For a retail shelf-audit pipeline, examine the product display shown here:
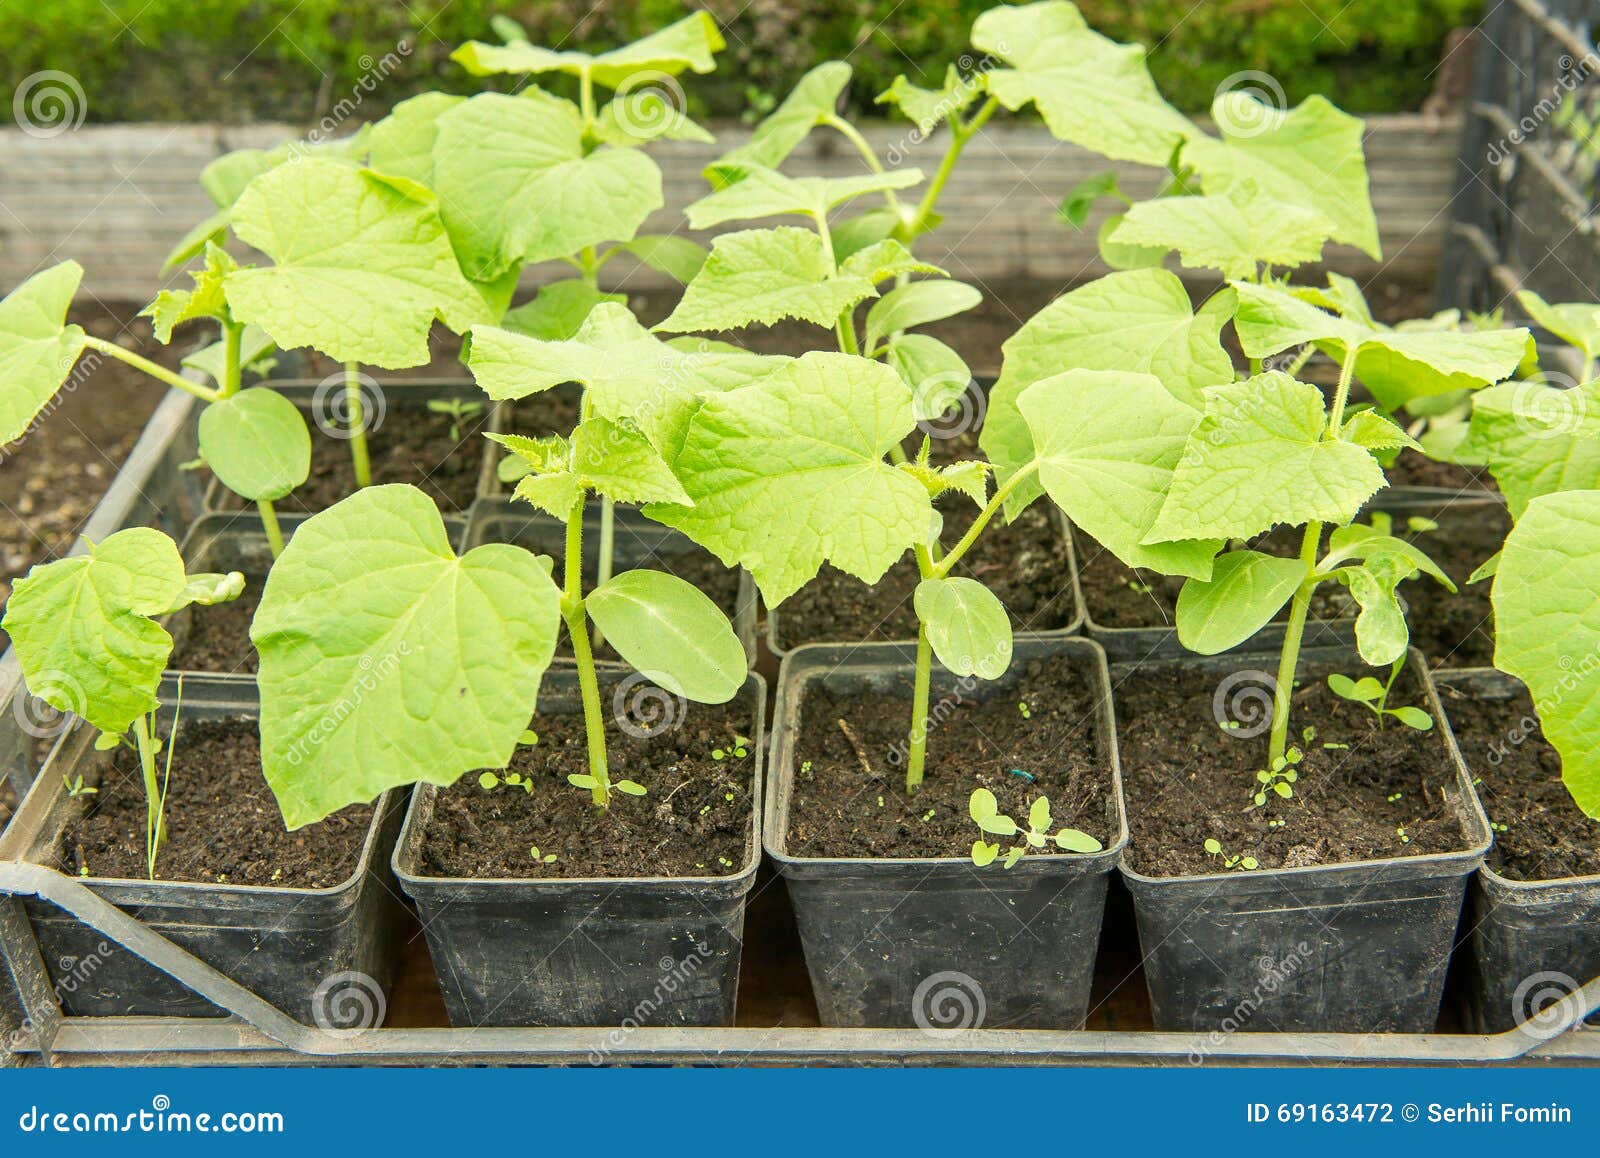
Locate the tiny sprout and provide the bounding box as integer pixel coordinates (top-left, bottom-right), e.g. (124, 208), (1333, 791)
(712, 748), (726, 761)
(717, 856), (733, 868)
(1491, 821), (1509, 834)
(528, 845), (558, 864)
(1302, 725), (1317, 744)
(800, 760), (813, 774)
(1387, 791), (1403, 803)
(1328, 657), (1433, 732)
(698, 804), (711, 816)
(1204, 838), (1259, 871)
(1323, 741), (1349, 751)
(1396, 826), (1411, 845)
(1017, 701), (1032, 719)
(426, 397), (485, 441)
(61, 771), (98, 798)
(1252, 746), (1299, 806)
(876, 794), (885, 807)
(724, 791), (734, 802)
(480, 770), (533, 795)
(921, 809), (936, 821)
(968, 788), (1102, 869)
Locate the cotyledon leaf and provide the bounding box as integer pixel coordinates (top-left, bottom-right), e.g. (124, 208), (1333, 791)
(251, 485), (563, 828)
(585, 569), (745, 703)
(0, 261), (88, 445)
(198, 387), (312, 503)
(914, 577), (1013, 679)
(1176, 550), (1309, 655)
(452, 11), (723, 88)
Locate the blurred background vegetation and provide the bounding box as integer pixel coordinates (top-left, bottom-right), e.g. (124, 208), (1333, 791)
(2, 0), (1483, 125)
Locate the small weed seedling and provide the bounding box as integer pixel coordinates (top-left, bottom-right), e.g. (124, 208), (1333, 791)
(427, 397), (485, 442)
(1203, 838), (1259, 871)
(1328, 658), (1434, 732)
(968, 788), (1102, 868)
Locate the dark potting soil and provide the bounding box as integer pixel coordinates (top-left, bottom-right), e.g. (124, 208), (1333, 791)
(56, 717), (371, 887)
(1117, 661), (1471, 877)
(775, 502), (1077, 648)
(1073, 527), (1353, 630)
(418, 684), (758, 880)
(786, 652), (1110, 860)
(168, 586), (263, 674)
(1399, 503), (1510, 669)
(1387, 449), (1496, 492)
(505, 392), (582, 440)
(1439, 680), (1600, 881)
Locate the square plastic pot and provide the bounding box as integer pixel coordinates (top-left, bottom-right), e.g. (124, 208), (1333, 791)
(464, 498), (758, 668)
(391, 670), (766, 1028)
(0, 676), (404, 1024)
(766, 636), (1127, 1029)
(1434, 667), (1600, 1033)
(1116, 645), (1492, 1034)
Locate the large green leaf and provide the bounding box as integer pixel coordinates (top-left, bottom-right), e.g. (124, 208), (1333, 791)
(501, 280), (626, 341)
(431, 92), (662, 281)
(886, 333), (972, 422)
(198, 388), (312, 503)
(981, 270), (1234, 516)
(223, 160), (491, 367)
(585, 569), (745, 702)
(1467, 379), (1600, 517)
(1148, 371), (1387, 544)
(368, 92), (464, 187)
(252, 485), (562, 828)
(1109, 183), (1335, 278)
(1176, 550), (1308, 654)
(1186, 93), (1380, 259)
(644, 352), (929, 605)
(1517, 289), (1600, 364)
(1019, 369), (1220, 579)
(1232, 280), (1530, 409)
(571, 417), (690, 505)
(1492, 489), (1600, 817)
(453, 12), (723, 87)
(2, 529), (240, 735)
(864, 280), (981, 354)
(914, 577), (1013, 679)
(686, 164), (923, 229)
(971, 0), (1195, 166)
(715, 62), (851, 174)
(0, 261), (87, 444)
(655, 227), (878, 333)
(611, 235), (708, 284)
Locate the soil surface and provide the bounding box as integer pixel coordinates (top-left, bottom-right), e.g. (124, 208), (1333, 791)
(0, 309), (171, 649)
(786, 652), (1110, 859)
(55, 717), (371, 887)
(1117, 660), (1472, 876)
(1400, 502), (1511, 669)
(169, 587), (263, 674)
(419, 683), (758, 879)
(1439, 679), (1600, 881)
(1388, 450), (1497, 492)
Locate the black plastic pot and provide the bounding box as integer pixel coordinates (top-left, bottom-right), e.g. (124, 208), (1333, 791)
(1434, 668), (1600, 1033)
(0, 676), (404, 1024)
(767, 636), (1127, 1029)
(392, 670), (766, 1028)
(464, 498), (758, 668)
(1117, 645), (1492, 1034)
(767, 508), (1085, 658)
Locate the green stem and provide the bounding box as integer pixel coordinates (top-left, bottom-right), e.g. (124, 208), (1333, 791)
(578, 245), (601, 288)
(258, 499), (285, 558)
(1268, 520), (1323, 766)
(132, 715), (163, 880)
(835, 313), (859, 355)
(219, 320), (243, 398)
(345, 363), (371, 489)
(905, 623), (934, 794)
(901, 95), (998, 241)
(933, 461), (1039, 578)
(81, 337), (219, 403)
(563, 498), (611, 808)
(579, 69), (596, 132)
(1326, 343), (1360, 434)
(592, 496), (615, 650)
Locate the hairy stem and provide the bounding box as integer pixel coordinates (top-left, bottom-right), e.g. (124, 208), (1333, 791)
(564, 497), (611, 808)
(578, 245), (601, 288)
(81, 337), (219, 403)
(593, 496), (615, 650)
(258, 499), (285, 558)
(904, 623), (935, 794)
(1268, 520), (1323, 766)
(345, 363), (371, 489)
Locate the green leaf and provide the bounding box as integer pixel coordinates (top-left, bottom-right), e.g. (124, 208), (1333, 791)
(656, 227), (878, 333)
(1186, 93), (1380, 259)
(1321, 525), (1454, 591)
(224, 160), (492, 368)
(886, 334), (972, 422)
(1148, 371), (1386, 544)
(969, 786), (999, 821)
(1391, 706), (1434, 731)
(972, 0), (1195, 165)
(585, 569), (745, 703)
(1491, 490), (1600, 816)
(593, 92), (713, 148)
(0, 261), (87, 444)
(2, 528), (190, 735)
(982, 270), (1234, 517)
(485, 431), (570, 475)
(1176, 550), (1309, 654)
(1328, 673), (1380, 702)
(368, 92), (464, 187)
(1232, 281), (1530, 410)
(913, 577), (1013, 679)
(971, 839), (1000, 867)
(864, 280), (981, 354)
(251, 485), (563, 828)
(876, 65), (979, 134)
(158, 571), (247, 617)
(1109, 182), (1335, 278)
(1466, 379), (1600, 517)
(1341, 410), (1421, 453)
(614, 779), (649, 797)
(1517, 290), (1600, 362)
(571, 417), (689, 506)
(686, 164), (923, 230)
(143, 245), (237, 343)
(1003, 846), (1026, 868)
(1019, 369), (1221, 579)
(453, 12), (723, 87)
(513, 472), (584, 521)
(1028, 796), (1052, 832)
(501, 281), (627, 341)
(1468, 551), (1501, 585)
(838, 238), (944, 284)
(198, 387), (312, 503)
(832, 213), (902, 265)
(1096, 212), (1168, 270)
(160, 208), (231, 274)
(1055, 828), (1103, 853)
(715, 61), (851, 173)
(1058, 170), (1122, 229)
(431, 92), (662, 281)
(644, 352), (929, 605)
(978, 813), (1020, 838)
(612, 235), (708, 284)
(1340, 563), (1410, 666)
